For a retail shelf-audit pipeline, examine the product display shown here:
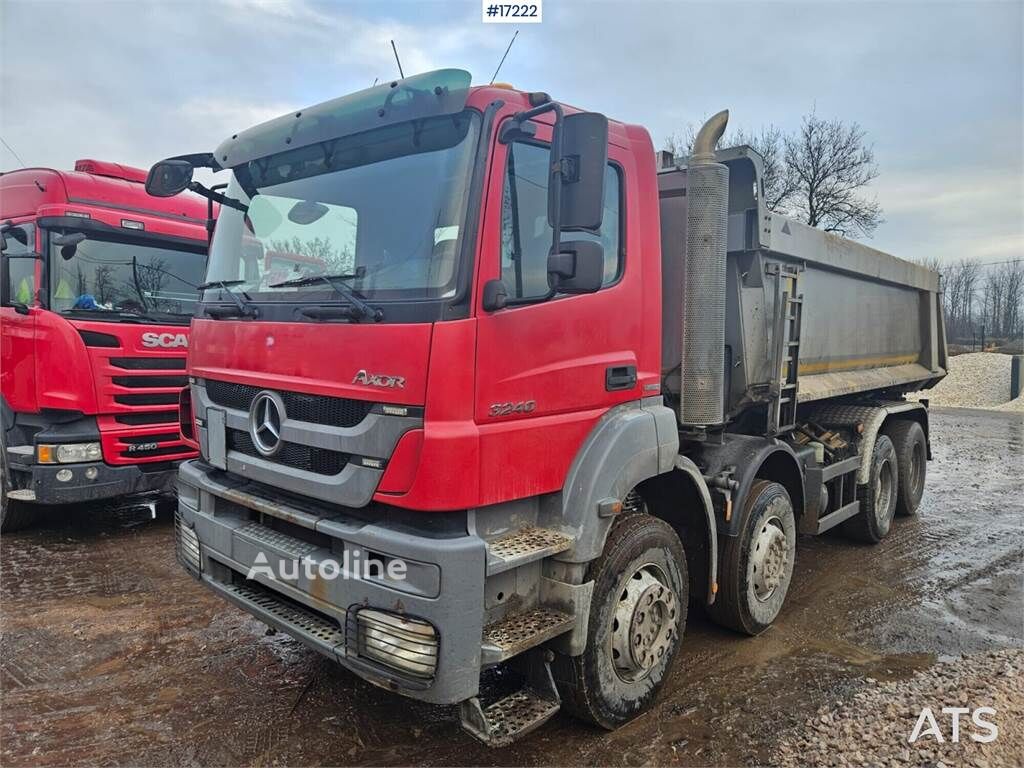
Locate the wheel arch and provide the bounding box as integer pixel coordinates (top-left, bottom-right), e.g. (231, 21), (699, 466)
(636, 456), (719, 605)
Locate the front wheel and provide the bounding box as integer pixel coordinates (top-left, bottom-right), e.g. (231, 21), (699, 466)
(553, 513), (688, 730)
(709, 480), (797, 636)
(0, 443), (34, 533)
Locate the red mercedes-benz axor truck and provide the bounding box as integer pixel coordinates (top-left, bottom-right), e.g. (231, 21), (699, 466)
(150, 70), (946, 745)
(1, 159), (210, 531)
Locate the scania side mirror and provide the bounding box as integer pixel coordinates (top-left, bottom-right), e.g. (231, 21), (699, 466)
(548, 240), (604, 294)
(551, 112), (609, 232)
(0, 220), (28, 253)
(52, 232), (86, 261)
(482, 279), (508, 311)
(146, 159), (195, 198)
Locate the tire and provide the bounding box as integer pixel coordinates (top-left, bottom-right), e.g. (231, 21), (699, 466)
(0, 442), (34, 533)
(843, 433), (898, 543)
(553, 513), (688, 730)
(884, 420), (927, 517)
(709, 480), (796, 636)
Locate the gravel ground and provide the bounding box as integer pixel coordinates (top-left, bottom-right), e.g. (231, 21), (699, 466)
(774, 649), (1024, 767)
(914, 353), (1015, 409)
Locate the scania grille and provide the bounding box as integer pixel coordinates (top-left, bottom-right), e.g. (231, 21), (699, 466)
(226, 428), (349, 476)
(110, 357), (186, 370)
(205, 379), (374, 428)
(114, 410), (178, 426)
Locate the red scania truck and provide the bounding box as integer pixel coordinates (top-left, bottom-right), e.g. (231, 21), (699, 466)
(150, 70), (946, 745)
(0, 159), (210, 531)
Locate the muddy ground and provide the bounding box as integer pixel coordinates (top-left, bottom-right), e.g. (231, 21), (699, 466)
(1, 407), (1021, 767)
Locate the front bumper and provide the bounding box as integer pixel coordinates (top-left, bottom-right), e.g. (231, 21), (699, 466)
(6, 455), (177, 505)
(176, 459), (487, 705)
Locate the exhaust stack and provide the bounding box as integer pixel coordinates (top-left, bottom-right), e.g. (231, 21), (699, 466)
(680, 110), (730, 428)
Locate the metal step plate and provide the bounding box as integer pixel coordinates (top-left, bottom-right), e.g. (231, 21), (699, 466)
(6, 489), (36, 501)
(482, 607), (574, 663)
(224, 581), (345, 647)
(486, 527), (573, 575)
(461, 689), (560, 747)
(234, 521), (320, 560)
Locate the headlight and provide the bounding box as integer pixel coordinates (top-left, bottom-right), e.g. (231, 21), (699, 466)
(37, 442), (102, 464)
(356, 609), (437, 679)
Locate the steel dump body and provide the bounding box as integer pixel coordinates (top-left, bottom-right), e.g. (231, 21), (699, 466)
(658, 147), (946, 423)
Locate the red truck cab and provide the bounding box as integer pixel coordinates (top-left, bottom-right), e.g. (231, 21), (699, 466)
(1, 159), (210, 530)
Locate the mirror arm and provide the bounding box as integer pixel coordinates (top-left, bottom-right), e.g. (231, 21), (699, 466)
(187, 181), (248, 214)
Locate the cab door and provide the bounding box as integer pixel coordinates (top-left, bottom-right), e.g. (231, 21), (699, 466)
(0, 222), (39, 413)
(473, 117), (644, 505)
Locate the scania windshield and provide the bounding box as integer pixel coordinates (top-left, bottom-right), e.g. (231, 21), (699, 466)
(48, 231), (207, 324)
(204, 109), (479, 311)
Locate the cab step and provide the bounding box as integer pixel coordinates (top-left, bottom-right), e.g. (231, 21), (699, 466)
(485, 526), (573, 575)
(460, 650), (560, 747)
(481, 607), (574, 665)
(6, 489), (36, 502)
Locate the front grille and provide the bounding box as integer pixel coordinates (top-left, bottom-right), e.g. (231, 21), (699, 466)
(115, 392), (180, 406)
(122, 444), (191, 459)
(113, 375), (188, 389)
(227, 428), (349, 476)
(206, 380), (374, 428)
(110, 357), (186, 370)
(115, 410), (178, 426)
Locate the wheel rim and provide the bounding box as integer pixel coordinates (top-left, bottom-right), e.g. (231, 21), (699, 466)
(750, 514), (789, 602)
(610, 563), (677, 683)
(875, 459), (894, 524)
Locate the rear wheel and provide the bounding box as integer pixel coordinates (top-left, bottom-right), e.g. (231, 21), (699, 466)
(843, 434), (898, 543)
(554, 513), (688, 730)
(709, 480), (796, 636)
(884, 420), (927, 517)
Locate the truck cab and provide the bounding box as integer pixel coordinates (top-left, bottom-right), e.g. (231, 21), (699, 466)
(0, 159), (210, 530)
(156, 70), (944, 745)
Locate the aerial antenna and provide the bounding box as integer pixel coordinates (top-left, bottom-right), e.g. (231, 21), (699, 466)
(390, 40), (405, 79)
(372, 77), (379, 87)
(0, 135), (26, 168)
(490, 29), (519, 84)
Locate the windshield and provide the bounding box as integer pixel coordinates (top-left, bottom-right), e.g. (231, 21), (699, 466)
(48, 232), (207, 322)
(205, 109), (479, 303)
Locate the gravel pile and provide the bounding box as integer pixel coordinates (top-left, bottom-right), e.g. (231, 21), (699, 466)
(913, 353), (1013, 409)
(773, 649), (1023, 767)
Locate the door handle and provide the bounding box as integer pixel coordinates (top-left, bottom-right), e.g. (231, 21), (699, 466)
(605, 365), (637, 392)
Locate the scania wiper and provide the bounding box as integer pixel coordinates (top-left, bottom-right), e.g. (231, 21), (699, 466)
(198, 279), (257, 318)
(270, 273), (382, 321)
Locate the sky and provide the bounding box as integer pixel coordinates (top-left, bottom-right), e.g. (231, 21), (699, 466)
(1, 0), (1021, 264)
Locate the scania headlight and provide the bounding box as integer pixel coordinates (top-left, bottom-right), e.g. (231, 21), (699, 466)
(37, 442), (102, 464)
(356, 609), (437, 679)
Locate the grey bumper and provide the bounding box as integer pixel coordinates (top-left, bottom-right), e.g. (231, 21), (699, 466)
(8, 458), (176, 505)
(176, 459), (487, 705)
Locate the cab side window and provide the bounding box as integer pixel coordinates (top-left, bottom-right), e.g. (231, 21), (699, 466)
(3, 224), (36, 305)
(500, 141), (621, 301)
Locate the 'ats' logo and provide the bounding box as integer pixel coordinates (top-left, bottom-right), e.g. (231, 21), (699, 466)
(352, 370), (406, 389)
(141, 332), (188, 349)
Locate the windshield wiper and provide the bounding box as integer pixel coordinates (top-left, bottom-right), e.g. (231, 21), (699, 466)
(197, 279), (257, 318)
(269, 273), (382, 321)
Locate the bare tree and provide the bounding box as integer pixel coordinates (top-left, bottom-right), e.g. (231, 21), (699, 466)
(268, 236), (354, 273)
(665, 123), (798, 213)
(784, 112), (883, 238)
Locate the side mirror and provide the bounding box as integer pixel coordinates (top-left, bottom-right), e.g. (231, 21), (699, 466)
(482, 279), (508, 311)
(550, 112), (609, 232)
(52, 232), (86, 260)
(547, 240), (604, 294)
(146, 159), (194, 197)
(0, 220), (28, 253)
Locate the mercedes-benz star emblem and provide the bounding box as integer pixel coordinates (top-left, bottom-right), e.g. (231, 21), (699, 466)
(249, 391), (283, 457)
